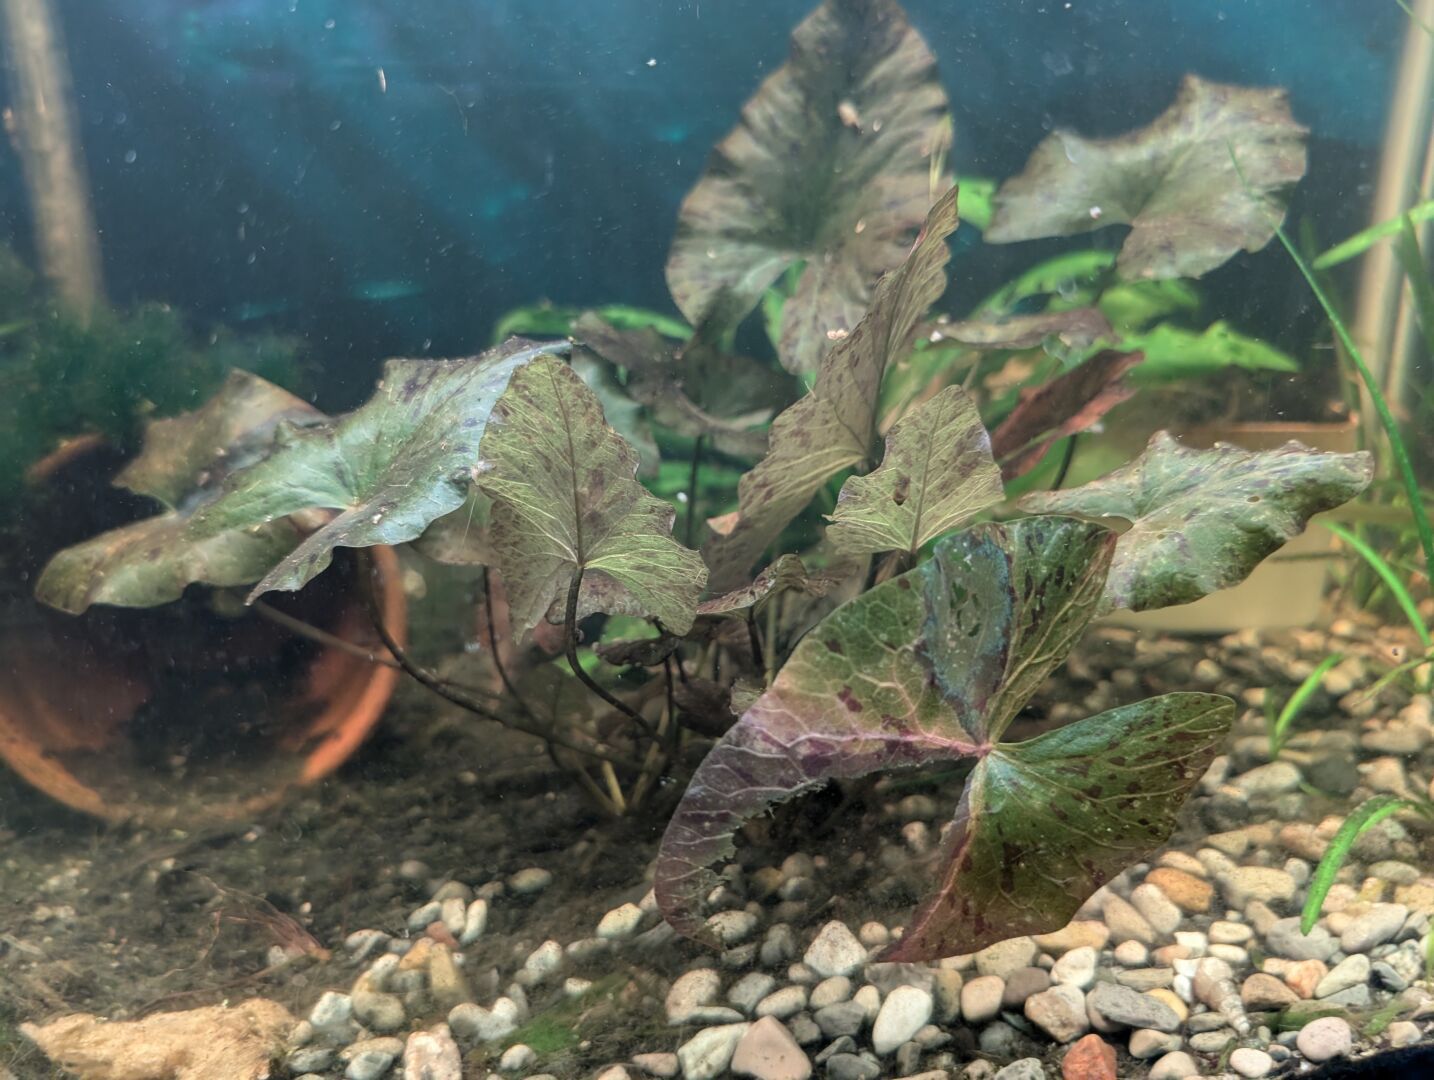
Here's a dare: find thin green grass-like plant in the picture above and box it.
[1322,521,1433,662]
[1302,794,1429,934]
[1266,652,1343,759]
[1312,199,1434,269]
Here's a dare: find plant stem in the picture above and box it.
[251,598,400,669]
[563,567,660,739]
[684,435,704,548]
[744,607,764,670]
[356,552,641,770]
[1051,434,1078,490]
[481,567,535,720]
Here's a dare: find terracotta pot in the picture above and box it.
[0,441,406,826]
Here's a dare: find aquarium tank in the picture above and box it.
[2,1,1434,1078]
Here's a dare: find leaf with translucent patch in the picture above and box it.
[571,349,661,478]
[989,349,1142,480]
[411,490,495,566]
[828,385,1003,557]
[986,75,1307,280]
[886,692,1234,960]
[35,371,319,614]
[703,186,959,589]
[656,516,1116,946]
[1019,431,1374,612]
[189,338,568,599]
[665,0,950,375]
[696,555,837,617]
[940,308,1112,352]
[477,355,708,639]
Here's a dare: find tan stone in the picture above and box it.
[1241,973,1298,1010]
[1034,920,1110,954]
[1283,959,1328,1000]
[730,1017,810,1080]
[20,999,293,1080]
[1144,868,1213,914]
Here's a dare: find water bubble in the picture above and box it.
[123,149,137,164]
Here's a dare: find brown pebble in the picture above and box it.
[1240,973,1298,1009]
[1144,868,1213,914]
[1062,1033,1117,1080]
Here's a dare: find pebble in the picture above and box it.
[851,985,881,1022]
[1296,1016,1352,1063]
[730,1017,811,1080]
[708,910,759,945]
[1232,761,1302,796]
[1086,983,1180,1033]
[1061,1033,1116,1080]
[1112,941,1148,967]
[345,1047,399,1080]
[499,1044,536,1072]
[509,867,553,894]
[813,1002,867,1039]
[756,987,809,1019]
[631,1053,681,1077]
[871,987,933,1055]
[1127,1030,1181,1059]
[993,1061,1046,1080]
[825,1053,880,1080]
[1340,903,1408,952]
[677,1023,751,1080]
[1147,1050,1199,1079]
[1229,1047,1274,1078]
[1315,954,1370,998]
[1024,984,1089,1043]
[1002,967,1052,1008]
[1101,895,1156,946]
[809,977,852,1010]
[1221,867,1296,908]
[1034,921,1110,954]
[309,991,354,1033]
[598,903,645,940]
[976,938,1040,979]
[1145,869,1213,914]
[1240,973,1297,1009]
[729,973,778,1015]
[804,922,866,978]
[667,969,724,1024]
[1265,918,1339,961]
[448,998,520,1043]
[960,976,1005,1024]
[1130,884,1183,937]
[352,988,405,1034]
[1051,947,1097,989]
[1387,1020,1422,1047]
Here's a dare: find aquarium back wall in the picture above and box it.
[0,0,1405,404]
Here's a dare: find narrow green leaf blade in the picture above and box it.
[888,692,1235,960]
[479,355,707,637]
[828,385,1002,557]
[1302,795,1416,933]
[1020,431,1374,612]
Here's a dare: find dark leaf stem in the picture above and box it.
[564,567,660,740]
[356,553,642,770]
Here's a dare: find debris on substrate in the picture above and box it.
[5,615,1434,1080]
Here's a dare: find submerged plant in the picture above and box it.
[28,0,1377,961]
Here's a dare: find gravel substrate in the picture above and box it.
[12,617,1434,1079]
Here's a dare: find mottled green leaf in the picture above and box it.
[656,517,1117,946]
[477,355,708,638]
[35,514,303,615]
[35,370,318,614]
[571,348,661,478]
[987,75,1307,280]
[1020,431,1374,612]
[703,185,960,588]
[887,693,1234,961]
[189,338,567,599]
[665,0,950,375]
[827,385,1003,557]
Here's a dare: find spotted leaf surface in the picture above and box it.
[703,186,959,589]
[477,355,708,638]
[828,385,1003,557]
[888,692,1234,960]
[987,76,1307,280]
[1020,431,1375,612]
[656,516,1118,948]
[189,338,566,599]
[665,0,950,375]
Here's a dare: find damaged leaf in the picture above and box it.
[190,338,569,599]
[986,75,1308,280]
[703,185,960,588]
[940,308,1112,352]
[659,516,1230,961]
[1020,431,1374,612]
[828,385,1003,557]
[989,350,1142,479]
[478,355,708,638]
[665,0,950,374]
[35,371,319,614]
[696,554,835,617]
